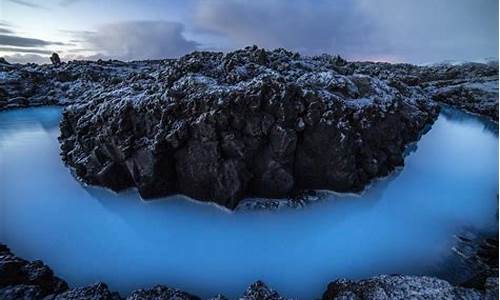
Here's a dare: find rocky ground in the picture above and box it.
[322,275,498,300]
[349,60,499,121]
[1,241,497,300]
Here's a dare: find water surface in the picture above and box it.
[0,107,498,299]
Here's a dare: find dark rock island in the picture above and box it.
[57,47,439,208]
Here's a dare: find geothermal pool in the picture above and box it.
[0,107,498,299]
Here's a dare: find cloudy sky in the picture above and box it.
[0,0,498,64]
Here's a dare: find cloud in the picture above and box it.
[357,0,499,63]
[59,0,83,6]
[0,28,14,34]
[1,53,50,64]
[7,0,46,9]
[0,21,13,28]
[74,21,198,60]
[194,0,378,57]
[193,0,498,63]
[0,46,53,54]
[0,34,66,47]
[3,1,497,64]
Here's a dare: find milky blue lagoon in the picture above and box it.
[0,107,498,299]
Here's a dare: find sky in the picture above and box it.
[0,0,498,64]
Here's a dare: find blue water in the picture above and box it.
[0,107,498,299]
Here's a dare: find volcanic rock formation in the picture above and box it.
[321,275,498,300]
[57,46,439,208]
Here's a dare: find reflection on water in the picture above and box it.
[0,107,498,299]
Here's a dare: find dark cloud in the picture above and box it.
[0,28,14,34]
[193,0,499,63]
[0,21,12,28]
[59,0,83,6]
[0,46,53,54]
[7,0,46,9]
[358,0,499,63]
[0,34,66,47]
[74,21,199,60]
[194,0,378,57]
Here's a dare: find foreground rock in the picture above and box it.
[452,234,499,290]
[322,234,499,300]
[0,244,67,298]
[240,281,286,300]
[0,243,288,299]
[1,243,498,299]
[58,46,438,208]
[322,275,498,300]
[126,286,200,300]
[45,283,121,300]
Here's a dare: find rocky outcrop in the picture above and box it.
[50,53,61,65]
[126,286,200,300]
[58,46,438,208]
[428,78,498,121]
[1,50,496,119]
[322,234,499,300]
[45,283,121,300]
[321,275,498,300]
[349,61,499,121]
[240,281,287,300]
[453,235,499,290]
[0,244,67,299]
[0,58,165,110]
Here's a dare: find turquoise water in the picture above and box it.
[0,107,498,299]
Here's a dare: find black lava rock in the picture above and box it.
[58,46,439,208]
[50,53,61,65]
[0,244,68,297]
[241,281,287,300]
[321,275,497,300]
[126,285,200,300]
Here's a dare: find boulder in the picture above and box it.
[126,285,200,300]
[322,275,497,300]
[0,244,68,297]
[50,53,61,65]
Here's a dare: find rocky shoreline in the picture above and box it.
[1,240,497,300]
[1,49,497,122]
